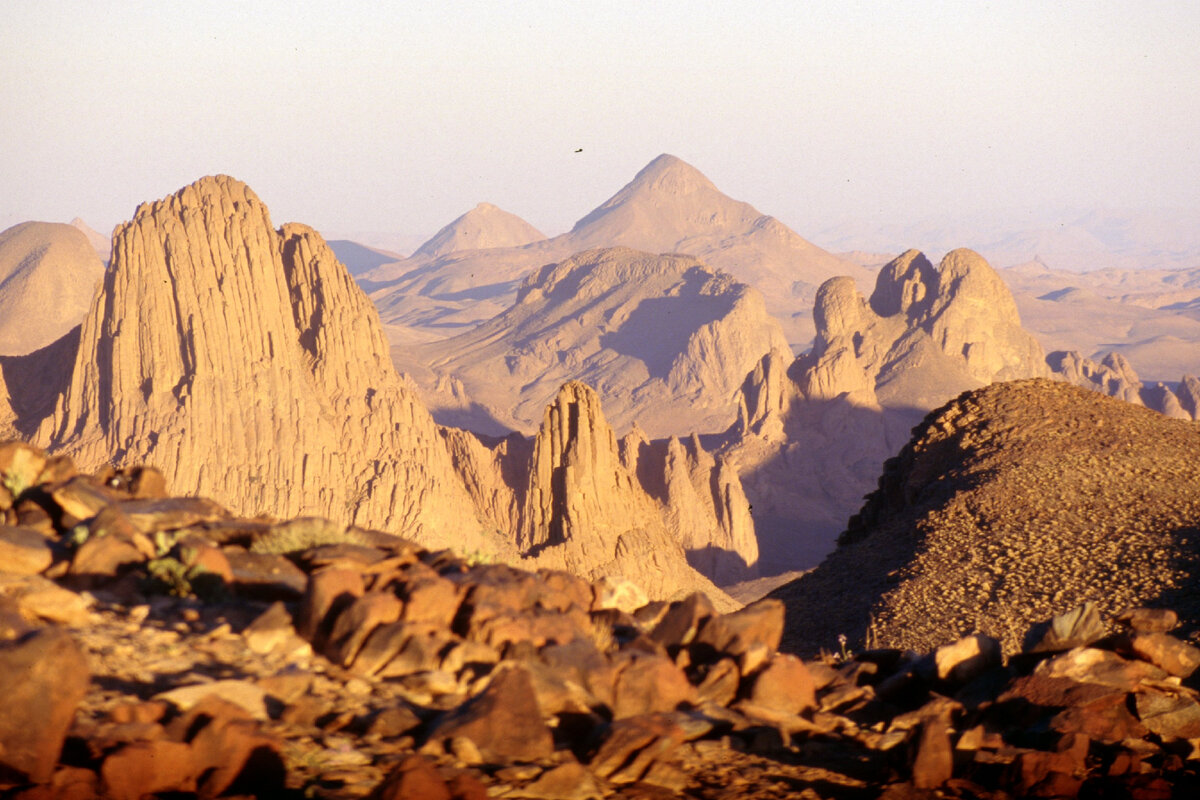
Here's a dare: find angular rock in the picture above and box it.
[1135,690,1200,740]
[0,442,47,499]
[1118,607,1179,633]
[694,598,784,659]
[299,566,365,646]
[0,525,53,575]
[1023,603,1107,654]
[934,633,1002,685]
[0,573,92,626]
[516,762,604,799]
[650,591,715,648]
[0,627,90,782]
[100,740,196,799]
[370,754,452,800]
[612,651,695,719]
[911,717,953,789]
[427,665,553,763]
[1035,646,1165,691]
[326,591,404,667]
[1123,632,1200,678]
[589,712,689,783]
[155,680,270,721]
[747,653,816,714]
[224,550,308,599]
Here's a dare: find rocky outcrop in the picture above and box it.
[519,383,742,608]
[36,176,495,554]
[774,379,1200,656]
[0,221,105,355]
[413,202,546,258]
[797,249,1049,410]
[719,249,1052,571]
[1050,350,1200,420]
[406,247,790,438]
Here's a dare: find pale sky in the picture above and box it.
[3,1,1197,244]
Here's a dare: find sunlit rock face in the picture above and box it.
[39,175,492,553]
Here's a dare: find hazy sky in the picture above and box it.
[3,1,1197,244]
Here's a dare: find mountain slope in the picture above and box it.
[773,379,1200,656]
[399,247,791,436]
[0,222,105,355]
[364,154,872,349]
[414,202,546,258]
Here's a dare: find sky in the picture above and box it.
[2,1,1198,247]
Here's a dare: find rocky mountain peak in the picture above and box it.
[414,202,545,259]
[37,175,490,551]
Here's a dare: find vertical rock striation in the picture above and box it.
[39,176,490,551]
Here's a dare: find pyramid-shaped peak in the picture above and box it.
[415,201,546,258]
[625,153,719,195]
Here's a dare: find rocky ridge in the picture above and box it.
[4,439,1200,798]
[401,247,790,437]
[0,176,750,601]
[773,379,1200,657]
[1050,350,1200,421]
[718,248,1053,570]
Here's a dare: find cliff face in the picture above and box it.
[720,249,1055,571]
[798,249,1049,410]
[518,382,742,609]
[39,176,492,552]
[7,176,754,602]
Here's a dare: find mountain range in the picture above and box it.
[0,155,1197,601]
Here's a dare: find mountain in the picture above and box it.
[0,221,105,356]
[362,154,873,349]
[0,176,749,603]
[69,217,111,262]
[717,248,1052,571]
[772,379,1200,656]
[396,247,791,437]
[327,240,405,276]
[414,202,546,259]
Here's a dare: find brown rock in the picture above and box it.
[1049,692,1148,743]
[0,573,92,625]
[326,590,404,667]
[1023,603,1107,654]
[0,627,90,782]
[1135,689,1200,739]
[0,525,53,575]
[1118,607,1179,633]
[694,657,740,707]
[100,740,196,799]
[517,762,604,799]
[299,566,365,646]
[589,712,689,783]
[1012,748,1084,798]
[612,651,695,719]
[224,550,308,599]
[427,665,553,763]
[69,533,146,579]
[370,754,452,800]
[650,591,715,648]
[694,598,784,659]
[747,653,816,714]
[185,702,286,797]
[401,575,462,626]
[50,477,118,523]
[934,633,1002,685]
[243,601,298,656]
[912,717,953,789]
[1035,647,1165,691]
[0,442,47,499]
[1123,632,1200,678]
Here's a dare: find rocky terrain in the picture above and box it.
[774,379,1200,658]
[0,176,754,604]
[397,247,789,437]
[363,155,874,350]
[0,221,105,356]
[5,438,1200,798]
